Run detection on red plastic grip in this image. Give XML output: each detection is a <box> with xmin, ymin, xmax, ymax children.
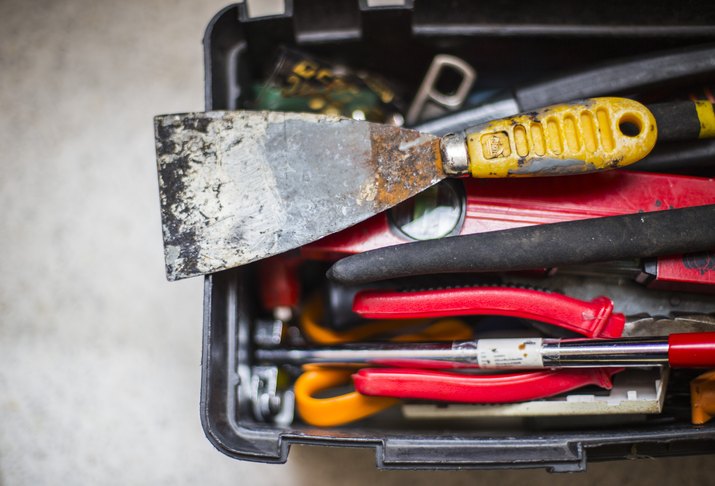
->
<box><xmin>668</xmin><ymin>332</ymin><xmax>715</xmax><ymax>368</ymax></box>
<box><xmin>353</xmin><ymin>287</ymin><xmax>625</xmax><ymax>338</ymax></box>
<box><xmin>353</xmin><ymin>367</ymin><xmax>621</xmax><ymax>403</ymax></box>
<box><xmin>258</xmin><ymin>255</ymin><xmax>301</xmax><ymax>309</ymax></box>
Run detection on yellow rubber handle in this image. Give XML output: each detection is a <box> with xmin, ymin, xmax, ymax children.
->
<box><xmin>695</xmin><ymin>100</ymin><xmax>715</xmax><ymax>138</ymax></box>
<box><xmin>466</xmin><ymin>97</ymin><xmax>658</xmax><ymax>177</ymax></box>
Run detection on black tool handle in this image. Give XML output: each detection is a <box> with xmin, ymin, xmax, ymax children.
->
<box><xmin>630</xmin><ymin>138</ymin><xmax>715</xmax><ymax>173</ymax></box>
<box><xmin>327</xmin><ymin>205</ymin><xmax>715</xmax><ymax>285</ymax></box>
<box><xmin>414</xmin><ymin>44</ymin><xmax>715</xmax><ymax>136</ymax></box>
<box><xmin>648</xmin><ymin>101</ymin><xmax>715</xmax><ymax>142</ymax></box>
<box><xmin>516</xmin><ymin>43</ymin><xmax>715</xmax><ymax>111</ymax></box>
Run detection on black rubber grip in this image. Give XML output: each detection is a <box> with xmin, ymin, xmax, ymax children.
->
<box><xmin>516</xmin><ymin>43</ymin><xmax>715</xmax><ymax>111</ymax></box>
<box><xmin>630</xmin><ymin>138</ymin><xmax>715</xmax><ymax>173</ymax></box>
<box><xmin>648</xmin><ymin>101</ymin><xmax>702</xmax><ymax>142</ymax></box>
<box><xmin>327</xmin><ymin>205</ymin><xmax>715</xmax><ymax>285</ymax></box>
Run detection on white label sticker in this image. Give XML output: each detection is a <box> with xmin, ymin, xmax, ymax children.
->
<box><xmin>476</xmin><ymin>338</ymin><xmax>544</xmax><ymax>369</ymax></box>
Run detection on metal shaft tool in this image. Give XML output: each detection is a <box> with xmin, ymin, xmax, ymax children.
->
<box><xmin>255</xmin><ymin>332</ymin><xmax>715</xmax><ymax>369</ymax></box>
<box><xmin>155</xmin><ymin>97</ymin><xmax>657</xmax><ymax>280</ymax></box>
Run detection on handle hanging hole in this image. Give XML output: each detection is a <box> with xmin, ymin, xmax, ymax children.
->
<box><xmin>618</xmin><ymin>113</ymin><xmax>643</xmax><ymax>137</ymax></box>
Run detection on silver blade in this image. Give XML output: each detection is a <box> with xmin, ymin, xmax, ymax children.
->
<box><xmin>623</xmin><ymin>313</ymin><xmax>715</xmax><ymax>337</ymax></box>
<box><xmin>155</xmin><ymin>111</ymin><xmax>443</xmax><ymax>280</ymax></box>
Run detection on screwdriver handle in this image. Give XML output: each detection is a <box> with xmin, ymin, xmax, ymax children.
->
<box><xmin>669</xmin><ymin>332</ymin><xmax>715</xmax><ymax>367</ymax></box>
<box><xmin>441</xmin><ymin>97</ymin><xmax>658</xmax><ymax>178</ymax></box>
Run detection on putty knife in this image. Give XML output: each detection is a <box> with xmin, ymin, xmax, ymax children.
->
<box><xmin>155</xmin><ymin>97</ymin><xmax>657</xmax><ymax>280</ymax></box>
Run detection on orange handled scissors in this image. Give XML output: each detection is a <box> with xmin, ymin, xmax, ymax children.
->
<box><xmin>294</xmin><ymin>294</ymin><xmax>472</xmax><ymax>427</ymax></box>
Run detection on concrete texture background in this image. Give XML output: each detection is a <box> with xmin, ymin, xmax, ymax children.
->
<box><xmin>1</xmin><ymin>1</ymin><xmax>714</xmax><ymax>484</ymax></box>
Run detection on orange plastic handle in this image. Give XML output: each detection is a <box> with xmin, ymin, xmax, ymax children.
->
<box><xmin>294</xmin><ymin>368</ymin><xmax>398</xmax><ymax>427</ymax></box>
<box><xmin>691</xmin><ymin>369</ymin><xmax>715</xmax><ymax>425</ymax></box>
<box><xmin>294</xmin><ymin>294</ymin><xmax>473</xmax><ymax>426</ymax></box>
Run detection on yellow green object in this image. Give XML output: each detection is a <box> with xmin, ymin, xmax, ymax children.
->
<box><xmin>695</xmin><ymin>100</ymin><xmax>715</xmax><ymax>138</ymax></box>
<box><xmin>464</xmin><ymin>97</ymin><xmax>658</xmax><ymax>178</ymax></box>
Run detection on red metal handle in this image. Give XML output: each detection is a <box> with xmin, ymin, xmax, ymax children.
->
<box><xmin>668</xmin><ymin>332</ymin><xmax>715</xmax><ymax>367</ymax></box>
<box><xmin>353</xmin><ymin>287</ymin><xmax>625</xmax><ymax>338</ymax></box>
<box><xmin>353</xmin><ymin>367</ymin><xmax>621</xmax><ymax>403</ymax></box>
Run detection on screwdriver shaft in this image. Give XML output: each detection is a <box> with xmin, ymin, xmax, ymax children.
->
<box><xmin>256</xmin><ymin>336</ymin><xmax>673</xmax><ymax>369</ymax></box>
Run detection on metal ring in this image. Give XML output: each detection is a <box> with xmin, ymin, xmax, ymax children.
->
<box><xmin>440</xmin><ymin>132</ymin><xmax>470</xmax><ymax>175</ymax></box>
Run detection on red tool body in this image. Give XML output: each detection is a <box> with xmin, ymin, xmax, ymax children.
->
<box><xmin>258</xmin><ymin>254</ymin><xmax>301</xmax><ymax>309</ymax></box>
<box><xmin>668</xmin><ymin>332</ymin><xmax>715</xmax><ymax>367</ymax></box>
<box><xmin>258</xmin><ymin>171</ymin><xmax>715</xmax><ymax>313</ymax></box>
<box><xmin>349</xmin><ymin>287</ymin><xmax>629</xmax><ymax>403</ymax></box>
<box><xmin>302</xmin><ymin>171</ymin><xmax>715</xmax><ymax>292</ymax></box>
<box><xmin>352</xmin><ymin>368</ymin><xmax>621</xmax><ymax>404</ymax></box>
<box><xmin>344</xmin><ymin>287</ymin><xmax>712</xmax><ymax>402</ymax></box>
<box><xmin>354</xmin><ymin>286</ymin><xmax>626</xmax><ymax>338</ymax></box>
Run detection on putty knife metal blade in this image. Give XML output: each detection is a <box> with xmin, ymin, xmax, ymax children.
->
<box><xmin>155</xmin><ymin>111</ymin><xmax>442</xmax><ymax>280</ymax></box>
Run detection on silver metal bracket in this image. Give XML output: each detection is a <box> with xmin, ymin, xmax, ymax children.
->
<box><xmin>249</xmin><ymin>366</ymin><xmax>295</xmax><ymax>425</ymax></box>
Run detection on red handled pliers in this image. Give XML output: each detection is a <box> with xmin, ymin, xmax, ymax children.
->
<box><xmin>349</xmin><ymin>286</ymin><xmax>629</xmax><ymax>403</ymax></box>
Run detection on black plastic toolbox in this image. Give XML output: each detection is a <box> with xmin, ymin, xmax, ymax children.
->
<box><xmin>198</xmin><ymin>2</ymin><xmax>715</xmax><ymax>470</ymax></box>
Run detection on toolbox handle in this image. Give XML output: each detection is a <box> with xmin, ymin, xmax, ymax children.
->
<box><xmin>353</xmin><ymin>286</ymin><xmax>625</xmax><ymax>338</ymax></box>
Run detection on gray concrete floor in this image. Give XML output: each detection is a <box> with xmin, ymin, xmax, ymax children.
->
<box><xmin>1</xmin><ymin>1</ymin><xmax>715</xmax><ymax>484</ymax></box>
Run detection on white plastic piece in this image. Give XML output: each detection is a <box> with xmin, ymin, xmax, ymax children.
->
<box><xmin>246</xmin><ymin>0</ymin><xmax>286</xmax><ymax>18</ymax></box>
<box><xmin>402</xmin><ymin>367</ymin><xmax>668</xmax><ymax>419</ymax></box>
<box><xmin>476</xmin><ymin>338</ymin><xmax>544</xmax><ymax>369</ymax></box>
<box><xmin>366</xmin><ymin>0</ymin><xmax>407</xmax><ymax>6</ymax></box>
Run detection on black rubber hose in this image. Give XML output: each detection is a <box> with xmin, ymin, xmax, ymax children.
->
<box><xmin>327</xmin><ymin>204</ymin><xmax>715</xmax><ymax>285</ymax></box>
<box><xmin>630</xmin><ymin>138</ymin><xmax>715</xmax><ymax>174</ymax></box>
<box><xmin>648</xmin><ymin>101</ymin><xmax>711</xmax><ymax>142</ymax></box>
<box><xmin>515</xmin><ymin>43</ymin><xmax>715</xmax><ymax>111</ymax></box>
